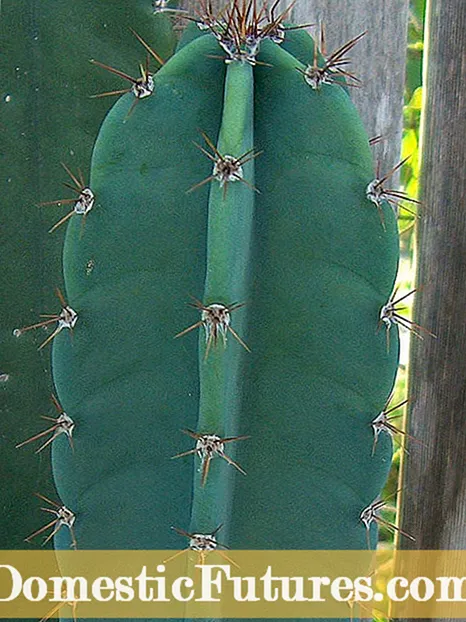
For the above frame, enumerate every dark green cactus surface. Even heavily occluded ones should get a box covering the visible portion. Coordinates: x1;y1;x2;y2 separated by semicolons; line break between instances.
0;0;176;551
4;0;402;619
51;4;399;554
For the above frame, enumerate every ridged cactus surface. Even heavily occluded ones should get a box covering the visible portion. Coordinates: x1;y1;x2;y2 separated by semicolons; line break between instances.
6;1;403;619
0;0;175;549
49;1;399;556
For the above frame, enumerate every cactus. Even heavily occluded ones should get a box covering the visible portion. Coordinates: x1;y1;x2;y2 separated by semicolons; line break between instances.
0;0;177;549
50;0;400;551
5;0;409;615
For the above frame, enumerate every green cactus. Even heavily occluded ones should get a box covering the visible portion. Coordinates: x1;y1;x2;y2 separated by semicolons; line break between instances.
48;0;400;554
0;0;178;551
5;0;406;616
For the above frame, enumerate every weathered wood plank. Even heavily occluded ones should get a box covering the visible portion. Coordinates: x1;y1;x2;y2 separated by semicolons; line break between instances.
399;0;466;563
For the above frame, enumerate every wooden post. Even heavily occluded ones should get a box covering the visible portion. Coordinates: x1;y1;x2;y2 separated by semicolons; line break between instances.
181;0;410;173
399;0;466;561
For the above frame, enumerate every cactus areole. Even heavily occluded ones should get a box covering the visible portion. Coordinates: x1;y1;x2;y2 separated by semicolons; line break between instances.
46;0;399;587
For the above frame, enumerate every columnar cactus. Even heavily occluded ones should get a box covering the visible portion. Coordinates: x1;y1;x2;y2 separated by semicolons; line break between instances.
13;0;405;604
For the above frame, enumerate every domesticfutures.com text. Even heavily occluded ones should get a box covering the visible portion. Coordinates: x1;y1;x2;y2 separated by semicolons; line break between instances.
1;563;465;605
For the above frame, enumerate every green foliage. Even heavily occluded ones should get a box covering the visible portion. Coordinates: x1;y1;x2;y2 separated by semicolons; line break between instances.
401;0;425;213
405;0;425;100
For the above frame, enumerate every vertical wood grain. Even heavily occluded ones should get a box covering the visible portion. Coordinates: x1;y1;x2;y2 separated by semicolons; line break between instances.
399;0;466;564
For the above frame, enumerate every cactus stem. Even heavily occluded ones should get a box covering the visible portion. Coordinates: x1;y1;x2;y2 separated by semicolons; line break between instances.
379;287;436;350
188;131;262;198
26;493;77;549
189;58;254;533
367;156;422;220
14;288;78;350
360;494;415;549
166;525;238;566
175;299;250;359
172;429;249;486
297;28;365;90
16;394;74;453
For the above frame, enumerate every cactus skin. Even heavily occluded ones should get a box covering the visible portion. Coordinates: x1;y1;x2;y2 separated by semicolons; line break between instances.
51;35;226;550
0;0;176;550
52;11;399;552
12;2;400;619
229;40;399;553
